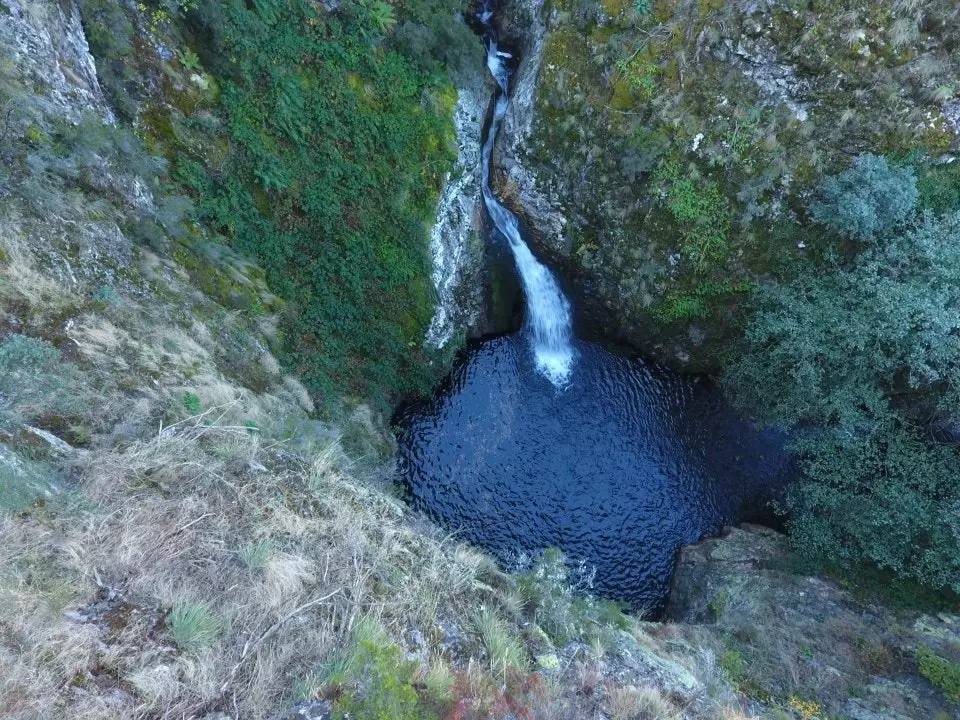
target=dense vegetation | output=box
[78,0,480,406]
[723,155,960,594]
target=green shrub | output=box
[723,210,960,593]
[332,617,435,720]
[0,450,56,512]
[652,158,731,273]
[168,600,225,653]
[0,335,85,429]
[517,548,630,645]
[182,391,202,415]
[810,154,918,241]
[168,0,466,405]
[917,645,960,703]
[784,428,960,592]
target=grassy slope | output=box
[0,0,758,717]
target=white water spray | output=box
[481,31,575,386]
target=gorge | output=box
[397,0,793,612]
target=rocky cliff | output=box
[668,525,960,719]
[495,0,960,369]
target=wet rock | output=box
[497,0,568,249]
[425,62,488,348]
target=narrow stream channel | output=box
[396,0,793,613]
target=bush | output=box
[785,428,960,592]
[517,548,631,645]
[332,617,435,720]
[723,210,960,593]
[809,154,918,241]
[917,645,960,704]
[0,335,85,429]
[172,0,466,405]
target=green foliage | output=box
[616,56,658,101]
[719,648,745,684]
[809,154,918,242]
[473,607,529,679]
[653,158,731,272]
[0,451,55,512]
[917,159,960,214]
[332,618,435,720]
[0,335,85,429]
[784,427,960,592]
[917,645,960,703]
[175,48,201,71]
[517,548,631,645]
[724,207,960,593]
[92,285,120,306]
[182,391,202,415]
[652,280,752,324]
[708,589,727,619]
[632,0,651,15]
[177,0,463,404]
[724,210,960,431]
[168,600,225,653]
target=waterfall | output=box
[480,12,575,386]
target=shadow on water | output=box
[395,334,794,614]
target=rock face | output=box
[495,0,960,370]
[2,0,114,124]
[667,524,960,719]
[425,67,489,349]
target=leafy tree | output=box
[809,153,918,242]
[723,208,960,592]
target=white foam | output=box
[481,48,575,387]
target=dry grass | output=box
[0,418,500,718]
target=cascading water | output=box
[479,8,574,386]
[394,3,794,613]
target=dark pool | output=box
[395,333,793,612]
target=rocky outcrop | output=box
[425,67,489,349]
[668,524,960,719]
[493,0,960,370]
[2,0,113,124]
[496,0,569,249]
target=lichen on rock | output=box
[497,0,960,370]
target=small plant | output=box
[182,391,202,415]
[92,285,120,306]
[175,48,201,71]
[332,617,432,720]
[473,607,528,679]
[718,648,744,684]
[632,0,651,15]
[616,56,658,100]
[168,600,224,653]
[708,589,728,619]
[0,334,85,428]
[916,645,960,703]
[786,696,822,718]
[237,539,273,570]
[422,657,455,706]
[653,158,731,272]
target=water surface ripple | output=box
[396,335,792,611]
